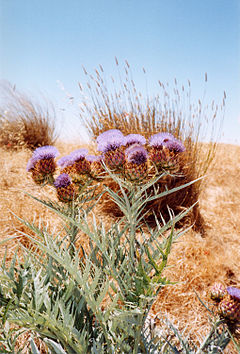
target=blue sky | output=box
[1,0,240,144]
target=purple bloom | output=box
[57,149,88,169]
[57,155,74,168]
[96,129,124,144]
[69,148,88,162]
[32,145,59,160]
[165,139,186,152]
[97,135,125,153]
[149,132,185,152]
[54,173,71,188]
[125,145,148,165]
[26,158,37,171]
[149,133,175,147]
[27,145,59,171]
[124,134,146,146]
[227,287,240,301]
[86,155,103,162]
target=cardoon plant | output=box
[54,173,75,203]
[57,149,91,186]
[0,137,235,353]
[96,128,124,143]
[86,154,105,178]
[125,144,148,181]
[0,165,191,352]
[97,130,126,170]
[124,133,146,147]
[148,132,185,171]
[57,154,75,170]
[27,145,59,184]
[69,148,90,174]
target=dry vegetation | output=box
[0,67,238,351]
[0,81,58,150]
[77,61,226,234]
[0,141,239,352]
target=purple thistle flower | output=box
[57,155,74,168]
[96,129,124,144]
[32,145,59,160]
[57,149,88,169]
[149,132,185,152]
[148,132,175,147]
[54,173,71,188]
[124,134,146,146]
[69,148,88,162]
[86,155,103,162]
[26,157,37,171]
[227,287,240,301]
[125,145,148,165]
[104,149,125,169]
[165,138,186,152]
[27,145,59,171]
[97,135,125,153]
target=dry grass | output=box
[0,81,58,150]
[0,142,90,259]
[0,141,239,352]
[152,143,240,352]
[76,61,225,232]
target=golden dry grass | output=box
[0,81,58,150]
[0,142,239,352]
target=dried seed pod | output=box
[209,282,227,302]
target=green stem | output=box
[128,186,138,270]
[68,223,79,258]
[133,313,144,354]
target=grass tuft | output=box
[0,81,58,150]
[77,61,225,233]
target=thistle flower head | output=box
[87,155,105,177]
[125,145,148,165]
[96,129,123,144]
[149,132,185,152]
[32,145,59,160]
[97,135,125,153]
[69,148,88,162]
[54,173,71,188]
[164,138,186,152]
[27,145,59,171]
[227,287,240,301]
[86,155,103,163]
[57,155,74,169]
[124,134,146,146]
[209,282,227,301]
[149,132,175,147]
[26,158,37,171]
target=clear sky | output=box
[1,0,240,144]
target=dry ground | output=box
[0,142,239,352]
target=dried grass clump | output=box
[77,60,225,232]
[0,81,58,150]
